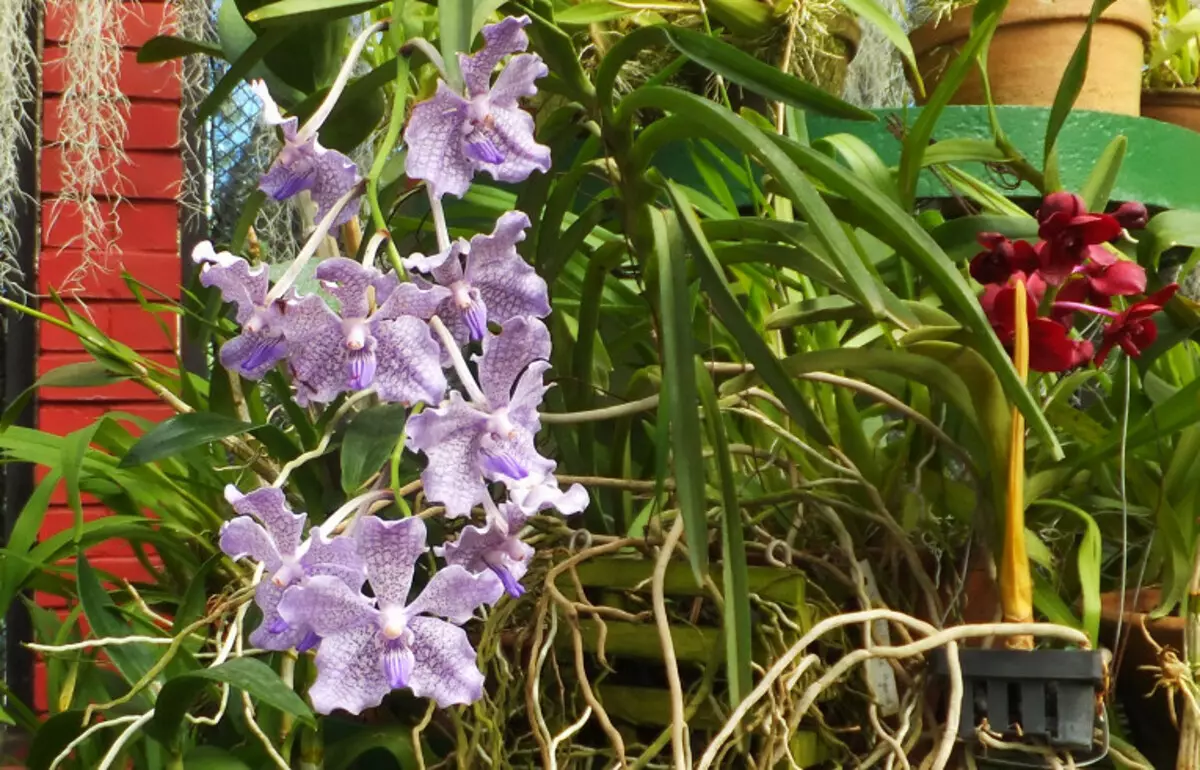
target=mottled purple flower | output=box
[219,485,363,651]
[277,516,503,714]
[404,211,550,344]
[403,17,550,199]
[508,476,589,517]
[438,503,533,598]
[406,317,556,517]
[282,258,448,406]
[193,241,291,380]
[252,80,362,226]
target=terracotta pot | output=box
[1142,88,1200,132]
[1099,587,1183,767]
[909,0,1152,115]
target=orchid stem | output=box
[320,489,394,538]
[298,20,390,141]
[367,43,411,275]
[430,315,487,404]
[1051,300,1119,318]
[362,229,389,272]
[428,186,452,253]
[265,181,366,304]
[401,37,449,81]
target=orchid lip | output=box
[296,630,320,653]
[1052,300,1119,318]
[487,562,525,598]
[240,334,286,373]
[267,617,290,634]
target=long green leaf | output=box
[620,87,885,318]
[651,208,709,582]
[120,413,260,468]
[137,35,226,63]
[841,0,922,95]
[150,658,315,750]
[1044,0,1119,169]
[897,0,1006,206]
[246,0,387,24]
[77,558,161,685]
[64,421,103,544]
[1079,135,1127,212]
[666,181,833,445]
[694,357,751,708]
[1033,500,1102,646]
[438,0,473,91]
[765,131,1062,459]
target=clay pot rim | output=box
[909,0,1153,54]
[1142,87,1200,108]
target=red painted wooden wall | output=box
[32,0,186,711]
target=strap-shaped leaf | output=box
[120,413,260,468]
[246,0,388,24]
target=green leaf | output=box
[26,710,88,770]
[151,658,315,750]
[197,27,288,121]
[897,0,1005,205]
[1044,0,1118,168]
[2,361,128,432]
[666,181,833,445]
[1079,135,1127,212]
[658,27,876,121]
[841,0,922,95]
[326,726,425,770]
[920,138,1011,167]
[813,133,898,202]
[183,747,254,770]
[63,421,104,544]
[651,208,709,583]
[1033,500,1102,646]
[120,413,260,468]
[137,35,226,63]
[765,296,868,328]
[694,357,751,709]
[340,404,408,493]
[77,558,161,685]
[555,1,635,24]
[246,0,388,24]
[1137,209,1200,271]
[438,0,473,91]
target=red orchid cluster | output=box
[971,193,1176,372]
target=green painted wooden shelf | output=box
[806,106,1200,211]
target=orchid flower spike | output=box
[403,16,550,199]
[252,20,388,224]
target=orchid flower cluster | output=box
[971,192,1177,370]
[196,16,586,715]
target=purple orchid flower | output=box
[406,317,556,517]
[252,80,362,226]
[282,258,449,406]
[508,476,589,517]
[193,241,291,380]
[403,16,551,199]
[438,503,533,598]
[219,486,364,652]
[404,210,550,344]
[277,515,503,714]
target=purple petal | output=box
[355,516,428,609]
[282,295,352,405]
[308,622,390,715]
[303,532,366,591]
[460,290,488,341]
[316,258,382,320]
[479,426,554,487]
[510,479,589,516]
[260,143,318,201]
[347,345,378,390]
[459,16,532,98]
[278,576,376,639]
[441,509,534,594]
[463,211,550,328]
[405,616,486,708]
[406,565,505,624]
[373,281,453,322]
[296,630,321,652]
[489,53,548,108]
[402,242,459,276]
[219,517,282,572]
[249,581,312,651]
[383,639,415,689]
[373,271,401,307]
[308,144,363,226]
[470,104,550,185]
[227,486,306,559]
[476,316,552,409]
[507,360,551,432]
[490,564,526,598]
[220,331,288,380]
[464,131,505,165]
[194,244,269,321]
[405,393,490,517]
[370,317,448,405]
[403,84,472,199]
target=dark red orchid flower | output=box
[984,278,1094,372]
[970,233,1040,285]
[1111,201,1149,231]
[1035,192,1123,286]
[1095,284,1179,365]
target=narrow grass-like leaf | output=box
[1033,500,1102,645]
[651,208,709,583]
[341,404,408,493]
[63,421,103,544]
[196,28,288,121]
[77,558,160,685]
[694,357,751,708]
[1080,135,1127,213]
[438,0,474,91]
[120,413,260,468]
[246,0,387,24]
[666,181,833,445]
[1044,0,1118,168]
[137,35,226,63]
